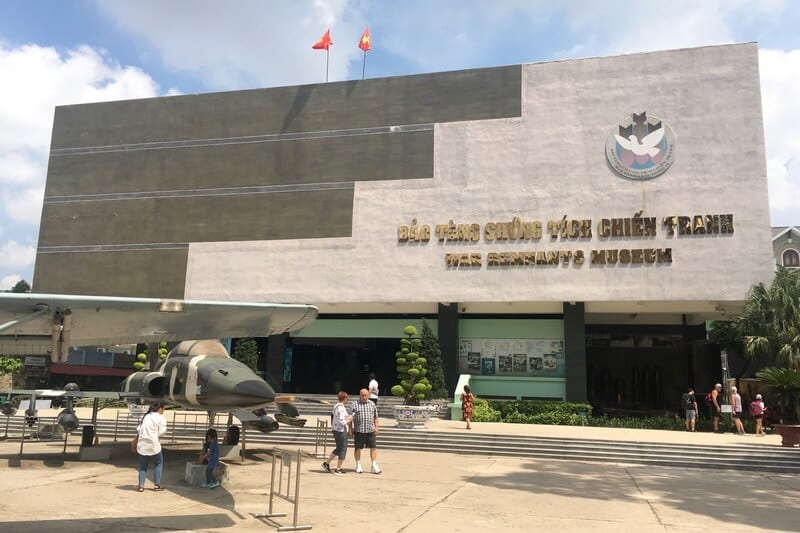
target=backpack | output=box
[750,400,763,417]
[705,391,714,405]
[681,393,694,410]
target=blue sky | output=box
[1,0,799,289]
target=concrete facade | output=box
[772,226,800,268]
[32,44,775,401]
[35,44,772,319]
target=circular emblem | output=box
[605,112,676,180]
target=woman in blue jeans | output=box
[135,402,168,492]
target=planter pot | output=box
[393,405,438,429]
[773,424,800,447]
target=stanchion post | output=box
[252,448,311,531]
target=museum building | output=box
[33,43,774,411]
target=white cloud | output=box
[0,241,36,270]
[95,0,366,89]
[0,42,167,283]
[4,187,44,225]
[0,274,22,291]
[759,48,800,225]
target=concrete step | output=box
[7,416,798,473]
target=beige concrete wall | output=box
[185,44,773,309]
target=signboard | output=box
[24,356,47,367]
[458,338,565,377]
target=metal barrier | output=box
[113,410,144,442]
[170,411,214,442]
[252,448,311,531]
[313,418,328,459]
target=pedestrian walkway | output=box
[0,438,797,532]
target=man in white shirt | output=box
[368,373,379,406]
[135,402,168,492]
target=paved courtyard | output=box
[0,432,798,532]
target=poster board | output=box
[458,338,565,378]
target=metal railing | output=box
[252,448,311,531]
[312,418,328,459]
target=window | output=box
[783,249,800,268]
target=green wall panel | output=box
[458,319,564,339]
[295,318,438,339]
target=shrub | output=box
[472,396,501,422]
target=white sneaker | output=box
[355,463,363,474]
[371,465,382,475]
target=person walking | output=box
[199,428,220,488]
[368,373,379,406]
[730,386,745,435]
[322,391,352,476]
[461,385,475,430]
[350,388,381,474]
[135,402,168,492]
[682,387,698,432]
[750,394,766,436]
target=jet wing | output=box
[1,389,122,399]
[0,293,318,358]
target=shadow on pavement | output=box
[468,459,799,532]
[0,513,235,532]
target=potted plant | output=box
[390,325,436,428]
[756,367,800,446]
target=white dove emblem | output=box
[615,128,665,157]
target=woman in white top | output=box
[730,386,745,435]
[322,391,352,475]
[136,402,168,492]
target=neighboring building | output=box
[772,226,800,269]
[33,43,774,411]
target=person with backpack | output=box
[322,390,352,475]
[682,387,698,432]
[706,383,723,433]
[750,393,766,436]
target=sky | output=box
[0,0,799,290]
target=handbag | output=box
[130,434,139,454]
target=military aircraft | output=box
[120,338,308,433]
[0,293,319,437]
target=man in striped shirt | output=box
[350,388,381,474]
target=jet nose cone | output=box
[230,380,275,406]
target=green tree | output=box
[756,367,800,423]
[232,338,260,373]
[711,268,800,371]
[419,320,448,399]
[0,356,23,375]
[390,325,431,405]
[10,279,31,293]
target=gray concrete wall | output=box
[34,66,521,296]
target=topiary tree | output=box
[133,342,168,371]
[390,325,431,405]
[419,320,448,399]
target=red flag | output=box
[358,27,371,52]
[312,29,332,51]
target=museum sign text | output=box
[396,213,734,268]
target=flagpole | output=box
[362,50,366,79]
[326,50,330,83]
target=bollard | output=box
[252,448,311,531]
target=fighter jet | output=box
[0,293,318,435]
[120,339,307,433]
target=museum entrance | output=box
[585,325,707,414]
[284,337,399,395]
